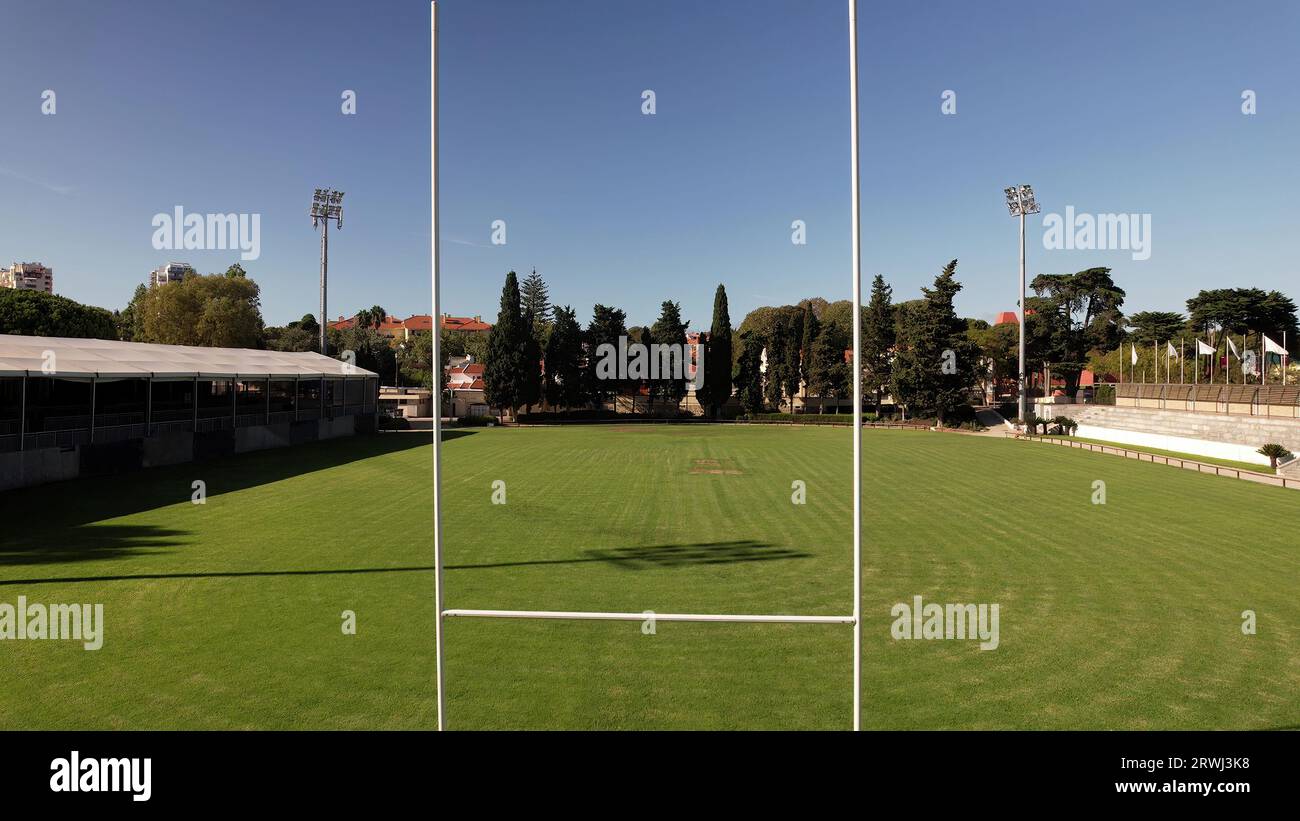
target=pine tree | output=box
[863,274,895,410]
[483,271,534,417]
[521,269,552,327]
[890,260,979,424]
[695,285,732,418]
[651,300,689,410]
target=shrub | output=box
[1257,443,1294,469]
[377,414,410,430]
[1050,415,1078,435]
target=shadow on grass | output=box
[0,564,437,587]
[447,539,811,571]
[0,432,469,567]
[0,539,810,584]
[0,524,190,568]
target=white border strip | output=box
[444,609,855,624]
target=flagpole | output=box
[1285,331,1289,386]
[1180,337,1184,384]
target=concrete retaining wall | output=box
[0,447,80,492]
[234,422,292,453]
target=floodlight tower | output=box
[310,188,345,355]
[1004,184,1039,426]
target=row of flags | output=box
[1123,333,1290,385]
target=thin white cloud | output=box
[0,166,74,196]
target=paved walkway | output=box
[973,408,1013,436]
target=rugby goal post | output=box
[430,0,864,730]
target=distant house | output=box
[445,360,487,417]
[441,314,493,334]
[328,313,443,342]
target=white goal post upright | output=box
[848,0,863,733]
[431,0,447,732]
[431,0,864,731]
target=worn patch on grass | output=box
[691,458,743,475]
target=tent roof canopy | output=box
[0,334,379,380]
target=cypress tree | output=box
[483,270,532,417]
[799,302,820,411]
[697,284,732,418]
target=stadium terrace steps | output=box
[1034,403,1300,468]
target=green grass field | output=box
[1,425,1296,729]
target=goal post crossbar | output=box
[443,609,855,625]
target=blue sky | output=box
[2,0,1297,329]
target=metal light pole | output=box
[1005,184,1039,425]
[310,188,345,355]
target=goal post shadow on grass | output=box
[429,0,865,730]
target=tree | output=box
[265,315,318,352]
[781,311,803,409]
[763,313,789,410]
[584,303,628,404]
[1257,443,1293,470]
[483,271,535,417]
[1187,288,1298,354]
[0,289,117,339]
[519,310,543,414]
[1028,267,1126,394]
[521,269,551,323]
[862,274,895,410]
[732,330,766,415]
[134,271,264,348]
[1126,311,1185,344]
[397,330,435,389]
[115,284,148,341]
[224,263,248,278]
[799,303,821,410]
[891,260,980,424]
[544,305,586,409]
[650,300,690,410]
[807,323,849,412]
[696,285,732,418]
[329,325,395,378]
[968,319,1019,403]
[355,305,388,330]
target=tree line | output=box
[479,270,734,417]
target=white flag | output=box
[1166,341,1179,359]
[1130,344,1138,365]
[1226,336,1240,359]
[1263,335,1287,355]
[1196,339,1216,356]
